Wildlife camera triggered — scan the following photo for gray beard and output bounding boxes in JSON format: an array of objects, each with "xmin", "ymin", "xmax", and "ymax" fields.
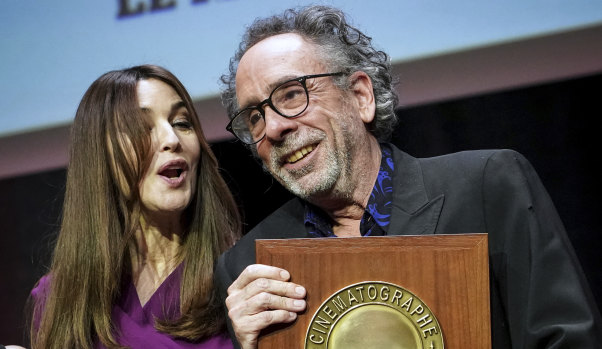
[
  {"xmin": 265, "ymin": 122, "xmax": 356, "ymax": 203},
  {"xmin": 278, "ymin": 145, "xmax": 341, "ymax": 200}
]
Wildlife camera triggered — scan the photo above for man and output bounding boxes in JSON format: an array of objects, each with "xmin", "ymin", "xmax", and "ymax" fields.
[{"xmin": 216, "ymin": 5, "xmax": 601, "ymax": 348}]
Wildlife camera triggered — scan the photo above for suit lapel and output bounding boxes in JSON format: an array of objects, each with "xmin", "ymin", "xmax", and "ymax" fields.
[
  {"xmin": 271, "ymin": 198, "xmax": 313, "ymax": 239},
  {"xmin": 387, "ymin": 146, "xmax": 444, "ymax": 236}
]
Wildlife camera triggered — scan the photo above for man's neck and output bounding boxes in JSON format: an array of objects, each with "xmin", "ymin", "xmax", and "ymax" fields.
[{"xmin": 313, "ymin": 138, "xmax": 382, "ymax": 237}]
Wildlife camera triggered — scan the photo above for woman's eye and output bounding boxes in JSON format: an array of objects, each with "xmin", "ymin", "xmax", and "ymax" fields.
[{"xmin": 172, "ymin": 119, "xmax": 192, "ymax": 129}]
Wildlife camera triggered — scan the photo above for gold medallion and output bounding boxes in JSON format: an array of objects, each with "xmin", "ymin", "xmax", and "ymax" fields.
[{"xmin": 305, "ymin": 281, "xmax": 444, "ymax": 349}]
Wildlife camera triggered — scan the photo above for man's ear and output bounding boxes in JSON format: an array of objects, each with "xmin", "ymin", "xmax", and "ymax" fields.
[{"xmin": 349, "ymin": 71, "xmax": 376, "ymax": 124}]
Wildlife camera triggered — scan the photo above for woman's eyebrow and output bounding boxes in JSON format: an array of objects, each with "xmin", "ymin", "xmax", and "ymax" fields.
[
  {"xmin": 171, "ymin": 100, "xmax": 186, "ymax": 112},
  {"xmin": 169, "ymin": 100, "xmax": 188, "ymax": 118}
]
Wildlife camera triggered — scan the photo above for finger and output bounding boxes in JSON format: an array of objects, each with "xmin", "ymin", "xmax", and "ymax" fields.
[
  {"xmin": 226, "ymin": 279, "xmax": 306, "ymax": 313},
  {"xmin": 233, "ymin": 310, "xmax": 298, "ymax": 348},
  {"xmin": 249, "ymin": 291, "xmax": 306, "ymax": 313},
  {"xmin": 229, "ymin": 292, "xmax": 306, "ymax": 323},
  {"xmin": 228, "ymin": 264, "xmax": 291, "ymax": 293},
  {"xmin": 240, "ymin": 309, "xmax": 298, "ymax": 331},
  {"xmin": 226, "ymin": 277, "xmax": 306, "ymax": 310},
  {"xmin": 245, "ymin": 277, "xmax": 306, "ymax": 300}
]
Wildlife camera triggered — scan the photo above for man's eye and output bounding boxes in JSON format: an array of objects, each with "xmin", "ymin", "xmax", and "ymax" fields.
[
  {"xmin": 274, "ymin": 84, "xmax": 306, "ymax": 108},
  {"xmin": 248, "ymin": 112, "xmax": 262, "ymax": 126},
  {"xmin": 283, "ymin": 88, "xmax": 304, "ymax": 101}
]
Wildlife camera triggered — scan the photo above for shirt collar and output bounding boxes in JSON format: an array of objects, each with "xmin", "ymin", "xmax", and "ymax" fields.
[{"xmin": 304, "ymin": 143, "xmax": 394, "ymax": 237}]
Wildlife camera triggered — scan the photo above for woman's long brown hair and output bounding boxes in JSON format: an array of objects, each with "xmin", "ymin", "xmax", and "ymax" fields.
[{"xmin": 30, "ymin": 65, "xmax": 241, "ymax": 348}]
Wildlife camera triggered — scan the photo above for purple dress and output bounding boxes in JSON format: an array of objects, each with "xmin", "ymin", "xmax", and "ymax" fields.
[{"xmin": 32, "ymin": 264, "xmax": 234, "ymax": 349}]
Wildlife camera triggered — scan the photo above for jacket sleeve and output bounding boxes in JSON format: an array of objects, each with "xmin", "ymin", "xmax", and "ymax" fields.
[
  {"xmin": 214, "ymin": 251, "xmax": 242, "ymax": 349},
  {"xmin": 482, "ymin": 149, "xmax": 602, "ymax": 348}
]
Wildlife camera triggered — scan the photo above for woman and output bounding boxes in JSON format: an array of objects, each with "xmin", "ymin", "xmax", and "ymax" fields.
[{"xmin": 29, "ymin": 65, "xmax": 241, "ymax": 348}]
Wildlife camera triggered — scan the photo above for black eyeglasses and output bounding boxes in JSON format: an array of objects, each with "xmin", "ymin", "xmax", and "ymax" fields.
[{"xmin": 226, "ymin": 72, "xmax": 344, "ymax": 144}]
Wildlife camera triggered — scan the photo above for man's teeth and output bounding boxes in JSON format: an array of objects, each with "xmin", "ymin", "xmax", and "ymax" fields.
[{"xmin": 287, "ymin": 145, "xmax": 314, "ymax": 163}]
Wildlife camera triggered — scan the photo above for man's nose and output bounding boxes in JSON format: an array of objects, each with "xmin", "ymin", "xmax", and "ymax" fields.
[{"xmin": 263, "ymin": 107, "xmax": 298, "ymax": 142}]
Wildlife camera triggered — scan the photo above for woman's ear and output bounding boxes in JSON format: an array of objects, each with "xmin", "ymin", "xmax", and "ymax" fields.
[{"xmin": 349, "ymin": 71, "xmax": 376, "ymax": 124}]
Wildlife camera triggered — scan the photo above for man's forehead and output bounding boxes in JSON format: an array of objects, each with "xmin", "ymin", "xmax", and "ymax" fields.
[
  {"xmin": 235, "ymin": 33, "xmax": 324, "ymax": 103},
  {"xmin": 248, "ymin": 33, "xmax": 307, "ymax": 55},
  {"xmin": 238, "ymin": 33, "xmax": 321, "ymax": 74}
]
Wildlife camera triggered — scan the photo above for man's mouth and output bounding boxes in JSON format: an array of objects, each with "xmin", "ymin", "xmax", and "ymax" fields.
[{"xmin": 286, "ymin": 145, "xmax": 315, "ymax": 164}]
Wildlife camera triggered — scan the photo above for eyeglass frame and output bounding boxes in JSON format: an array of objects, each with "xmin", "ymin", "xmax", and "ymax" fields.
[{"xmin": 226, "ymin": 72, "xmax": 345, "ymax": 145}]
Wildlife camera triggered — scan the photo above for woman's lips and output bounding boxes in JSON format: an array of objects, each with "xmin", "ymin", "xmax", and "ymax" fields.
[
  {"xmin": 160, "ymin": 170, "xmax": 187, "ymax": 186},
  {"xmin": 157, "ymin": 159, "xmax": 188, "ymax": 186}
]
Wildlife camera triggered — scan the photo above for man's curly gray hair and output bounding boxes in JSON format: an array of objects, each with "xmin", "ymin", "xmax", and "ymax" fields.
[{"xmin": 220, "ymin": 5, "xmax": 399, "ymax": 142}]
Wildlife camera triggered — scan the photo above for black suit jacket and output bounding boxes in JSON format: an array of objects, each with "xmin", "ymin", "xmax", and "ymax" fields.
[{"xmin": 216, "ymin": 145, "xmax": 602, "ymax": 348}]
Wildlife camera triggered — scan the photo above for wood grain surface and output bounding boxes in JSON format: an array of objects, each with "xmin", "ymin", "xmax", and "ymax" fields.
[{"xmin": 256, "ymin": 234, "xmax": 491, "ymax": 348}]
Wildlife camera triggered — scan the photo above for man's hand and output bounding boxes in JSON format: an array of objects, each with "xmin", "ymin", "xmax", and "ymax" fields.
[{"xmin": 226, "ymin": 264, "xmax": 307, "ymax": 349}]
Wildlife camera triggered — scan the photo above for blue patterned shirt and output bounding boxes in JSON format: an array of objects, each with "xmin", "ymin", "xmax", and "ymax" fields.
[{"xmin": 304, "ymin": 144, "xmax": 394, "ymax": 237}]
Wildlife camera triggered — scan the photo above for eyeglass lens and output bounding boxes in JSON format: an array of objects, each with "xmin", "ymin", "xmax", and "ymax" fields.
[{"xmin": 233, "ymin": 79, "xmax": 309, "ymax": 144}]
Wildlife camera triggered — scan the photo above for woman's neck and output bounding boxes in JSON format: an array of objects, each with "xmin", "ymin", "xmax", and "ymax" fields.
[{"xmin": 130, "ymin": 214, "xmax": 184, "ymax": 306}]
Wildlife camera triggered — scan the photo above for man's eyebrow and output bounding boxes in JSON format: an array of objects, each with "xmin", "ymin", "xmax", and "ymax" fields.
[
  {"xmin": 238, "ymin": 74, "xmax": 300, "ymax": 110},
  {"xmin": 269, "ymin": 74, "xmax": 299, "ymax": 90}
]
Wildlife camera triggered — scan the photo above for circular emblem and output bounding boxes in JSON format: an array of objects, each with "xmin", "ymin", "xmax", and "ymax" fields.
[{"xmin": 305, "ymin": 281, "xmax": 444, "ymax": 349}]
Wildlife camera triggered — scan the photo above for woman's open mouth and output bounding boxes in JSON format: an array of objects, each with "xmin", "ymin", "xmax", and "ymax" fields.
[{"xmin": 157, "ymin": 160, "xmax": 188, "ymax": 186}]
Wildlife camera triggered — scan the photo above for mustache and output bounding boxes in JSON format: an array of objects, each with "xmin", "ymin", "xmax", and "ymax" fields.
[{"xmin": 269, "ymin": 129, "xmax": 325, "ymax": 164}]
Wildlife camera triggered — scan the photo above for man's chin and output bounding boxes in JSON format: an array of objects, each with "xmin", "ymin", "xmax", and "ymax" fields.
[
  {"xmin": 277, "ymin": 175, "xmax": 333, "ymax": 201},
  {"xmin": 274, "ymin": 174, "xmax": 310, "ymax": 198}
]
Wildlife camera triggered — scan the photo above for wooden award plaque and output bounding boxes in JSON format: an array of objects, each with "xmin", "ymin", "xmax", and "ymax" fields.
[{"xmin": 256, "ymin": 234, "xmax": 491, "ymax": 348}]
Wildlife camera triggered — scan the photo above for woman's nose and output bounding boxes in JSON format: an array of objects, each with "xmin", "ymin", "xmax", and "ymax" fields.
[{"xmin": 156, "ymin": 124, "xmax": 180, "ymax": 152}]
